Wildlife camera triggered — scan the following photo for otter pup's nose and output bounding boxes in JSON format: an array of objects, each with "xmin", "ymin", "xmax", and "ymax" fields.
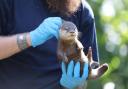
[
  {"xmin": 70, "ymin": 31, "xmax": 74, "ymax": 33},
  {"xmin": 69, "ymin": 28, "xmax": 75, "ymax": 33}
]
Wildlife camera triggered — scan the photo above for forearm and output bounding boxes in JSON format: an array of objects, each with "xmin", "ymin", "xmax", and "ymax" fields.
[{"xmin": 0, "ymin": 33, "xmax": 31, "ymax": 60}]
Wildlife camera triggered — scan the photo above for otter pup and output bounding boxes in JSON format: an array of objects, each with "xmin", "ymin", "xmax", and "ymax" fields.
[{"xmin": 57, "ymin": 20, "xmax": 108, "ymax": 79}]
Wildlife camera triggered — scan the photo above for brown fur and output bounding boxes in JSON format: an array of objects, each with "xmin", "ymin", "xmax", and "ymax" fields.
[{"xmin": 57, "ymin": 21, "xmax": 109, "ymax": 79}]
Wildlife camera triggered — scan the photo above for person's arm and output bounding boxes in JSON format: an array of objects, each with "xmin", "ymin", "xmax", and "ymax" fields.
[
  {"xmin": 80, "ymin": 0, "xmax": 99, "ymax": 62},
  {"xmin": 0, "ymin": 17, "xmax": 62, "ymax": 60},
  {"xmin": 0, "ymin": 0, "xmax": 31, "ymax": 59},
  {"xmin": 0, "ymin": 33, "xmax": 31, "ymax": 60}
]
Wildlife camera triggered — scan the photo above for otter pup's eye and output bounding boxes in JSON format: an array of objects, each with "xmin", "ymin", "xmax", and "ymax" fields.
[{"xmin": 65, "ymin": 27, "xmax": 69, "ymax": 30}]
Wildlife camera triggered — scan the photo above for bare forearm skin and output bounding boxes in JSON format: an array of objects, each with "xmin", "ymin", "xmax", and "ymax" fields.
[{"xmin": 0, "ymin": 33, "xmax": 31, "ymax": 60}]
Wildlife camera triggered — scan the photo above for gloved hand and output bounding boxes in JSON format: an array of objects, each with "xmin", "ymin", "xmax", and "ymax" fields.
[
  {"xmin": 60, "ymin": 60, "xmax": 88, "ymax": 89},
  {"xmin": 30, "ymin": 17, "xmax": 62, "ymax": 47}
]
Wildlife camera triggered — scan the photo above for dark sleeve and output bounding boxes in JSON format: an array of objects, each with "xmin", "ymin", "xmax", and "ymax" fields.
[
  {"xmin": 79, "ymin": 0, "xmax": 99, "ymax": 62},
  {"xmin": 0, "ymin": 15, "xmax": 1, "ymax": 33},
  {"xmin": 0, "ymin": 0, "xmax": 12, "ymax": 35},
  {"xmin": 0, "ymin": 1, "xmax": 3, "ymax": 35}
]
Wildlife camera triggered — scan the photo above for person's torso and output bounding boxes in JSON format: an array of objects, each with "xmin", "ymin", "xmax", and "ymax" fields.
[{"xmin": 0, "ymin": 0, "xmax": 82, "ymax": 89}]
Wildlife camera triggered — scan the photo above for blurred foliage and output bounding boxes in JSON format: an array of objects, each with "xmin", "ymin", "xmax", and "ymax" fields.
[{"xmin": 86, "ymin": 0, "xmax": 128, "ymax": 89}]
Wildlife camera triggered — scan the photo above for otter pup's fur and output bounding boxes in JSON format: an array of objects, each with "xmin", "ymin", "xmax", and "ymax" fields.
[{"xmin": 57, "ymin": 21, "xmax": 108, "ymax": 79}]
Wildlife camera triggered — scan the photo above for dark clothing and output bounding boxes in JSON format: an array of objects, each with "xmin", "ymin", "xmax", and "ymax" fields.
[{"xmin": 0, "ymin": 0, "xmax": 99, "ymax": 89}]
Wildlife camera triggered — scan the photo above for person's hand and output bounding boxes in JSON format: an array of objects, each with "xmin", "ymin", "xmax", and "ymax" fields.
[
  {"xmin": 30, "ymin": 17, "xmax": 62, "ymax": 47},
  {"xmin": 60, "ymin": 60, "xmax": 88, "ymax": 89}
]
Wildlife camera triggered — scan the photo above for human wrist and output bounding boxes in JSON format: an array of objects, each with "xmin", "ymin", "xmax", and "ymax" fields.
[
  {"xmin": 26, "ymin": 33, "xmax": 31, "ymax": 47},
  {"xmin": 16, "ymin": 33, "xmax": 31, "ymax": 50}
]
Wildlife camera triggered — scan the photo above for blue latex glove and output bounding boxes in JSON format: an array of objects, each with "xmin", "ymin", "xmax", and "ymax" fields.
[
  {"xmin": 60, "ymin": 60, "xmax": 88, "ymax": 89},
  {"xmin": 30, "ymin": 17, "xmax": 62, "ymax": 47}
]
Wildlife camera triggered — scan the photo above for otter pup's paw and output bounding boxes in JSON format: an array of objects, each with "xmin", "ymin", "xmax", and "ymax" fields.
[{"xmin": 89, "ymin": 63, "xmax": 109, "ymax": 80}]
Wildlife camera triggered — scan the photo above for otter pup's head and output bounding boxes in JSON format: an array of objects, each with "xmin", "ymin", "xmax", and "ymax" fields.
[{"xmin": 59, "ymin": 21, "xmax": 79, "ymax": 41}]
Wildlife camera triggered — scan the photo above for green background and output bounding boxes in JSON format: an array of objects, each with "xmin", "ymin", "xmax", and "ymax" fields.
[{"xmin": 86, "ymin": 0, "xmax": 128, "ymax": 89}]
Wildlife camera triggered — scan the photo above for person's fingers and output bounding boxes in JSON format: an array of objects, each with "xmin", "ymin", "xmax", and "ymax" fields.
[
  {"xmin": 82, "ymin": 63, "xmax": 89, "ymax": 79},
  {"xmin": 74, "ymin": 62, "xmax": 80, "ymax": 78},
  {"xmin": 67, "ymin": 60, "xmax": 74, "ymax": 77},
  {"xmin": 46, "ymin": 17, "xmax": 62, "ymax": 26},
  {"xmin": 61, "ymin": 62, "xmax": 66, "ymax": 74}
]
